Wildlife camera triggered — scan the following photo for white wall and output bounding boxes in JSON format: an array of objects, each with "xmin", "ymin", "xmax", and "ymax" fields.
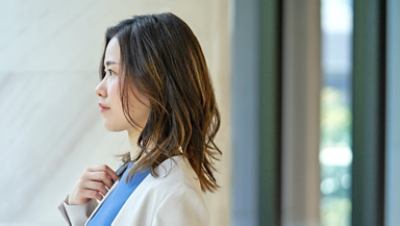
[{"xmin": 0, "ymin": 0, "xmax": 231, "ymax": 225}]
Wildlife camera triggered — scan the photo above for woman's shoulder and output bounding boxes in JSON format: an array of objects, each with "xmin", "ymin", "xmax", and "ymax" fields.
[
  {"xmin": 147, "ymin": 155, "xmax": 202, "ymax": 193},
  {"xmin": 146, "ymin": 155, "xmax": 209, "ymax": 225},
  {"xmin": 124, "ymin": 154, "xmax": 206, "ymax": 208},
  {"xmin": 112, "ymin": 155, "xmax": 209, "ymax": 226}
]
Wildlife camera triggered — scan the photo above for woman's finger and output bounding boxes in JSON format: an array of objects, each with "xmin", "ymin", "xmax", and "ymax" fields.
[
  {"xmin": 87, "ymin": 164, "xmax": 119, "ymax": 181},
  {"xmin": 82, "ymin": 180, "xmax": 108, "ymax": 196},
  {"xmin": 85, "ymin": 171, "xmax": 114, "ymax": 189}
]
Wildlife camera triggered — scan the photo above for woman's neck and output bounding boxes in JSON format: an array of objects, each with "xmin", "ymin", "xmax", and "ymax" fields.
[
  {"xmin": 127, "ymin": 129, "xmax": 144, "ymax": 161},
  {"xmin": 127, "ymin": 128, "xmax": 183, "ymax": 162}
]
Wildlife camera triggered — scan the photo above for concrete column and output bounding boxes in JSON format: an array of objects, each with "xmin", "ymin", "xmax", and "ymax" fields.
[{"xmin": 281, "ymin": 1, "xmax": 321, "ymax": 226}]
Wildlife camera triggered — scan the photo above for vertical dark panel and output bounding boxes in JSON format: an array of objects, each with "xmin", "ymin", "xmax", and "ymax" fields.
[
  {"xmin": 231, "ymin": 0, "xmax": 261, "ymax": 225},
  {"xmin": 232, "ymin": 0, "xmax": 282, "ymax": 225},
  {"xmin": 352, "ymin": 0, "xmax": 386, "ymax": 225},
  {"xmin": 258, "ymin": 0, "xmax": 282, "ymax": 226}
]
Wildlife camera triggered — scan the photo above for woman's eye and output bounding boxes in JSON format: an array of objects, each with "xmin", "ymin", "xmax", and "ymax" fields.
[{"xmin": 104, "ymin": 69, "xmax": 114, "ymax": 76}]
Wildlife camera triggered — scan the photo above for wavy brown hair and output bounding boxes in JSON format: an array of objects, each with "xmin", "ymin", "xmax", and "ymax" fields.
[{"xmin": 98, "ymin": 13, "xmax": 221, "ymax": 192}]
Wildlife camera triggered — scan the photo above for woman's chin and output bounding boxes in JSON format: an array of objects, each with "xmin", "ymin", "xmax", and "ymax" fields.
[{"xmin": 103, "ymin": 122, "xmax": 127, "ymax": 132}]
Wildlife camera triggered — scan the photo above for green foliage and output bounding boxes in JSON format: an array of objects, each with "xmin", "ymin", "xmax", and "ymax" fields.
[{"xmin": 321, "ymin": 87, "xmax": 352, "ymax": 147}]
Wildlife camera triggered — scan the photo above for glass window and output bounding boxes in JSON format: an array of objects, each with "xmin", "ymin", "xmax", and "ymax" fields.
[{"xmin": 320, "ymin": 0, "xmax": 353, "ymax": 225}]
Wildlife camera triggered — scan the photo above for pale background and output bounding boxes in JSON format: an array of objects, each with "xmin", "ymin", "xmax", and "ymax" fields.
[{"xmin": 0, "ymin": 0, "xmax": 231, "ymax": 225}]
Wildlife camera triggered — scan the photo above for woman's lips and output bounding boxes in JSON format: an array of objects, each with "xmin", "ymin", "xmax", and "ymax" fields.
[{"xmin": 98, "ymin": 103, "xmax": 110, "ymax": 112}]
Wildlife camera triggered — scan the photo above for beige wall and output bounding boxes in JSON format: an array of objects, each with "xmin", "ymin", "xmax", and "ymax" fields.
[{"xmin": 0, "ymin": 0, "xmax": 231, "ymax": 225}]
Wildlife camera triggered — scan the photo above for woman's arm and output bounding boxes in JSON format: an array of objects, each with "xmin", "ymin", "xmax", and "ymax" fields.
[
  {"xmin": 58, "ymin": 194, "xmax": 98, "ymax": 226},
  {"xmin": 57, "ymin": 164, "xmax": 118, "ymax": 225}
]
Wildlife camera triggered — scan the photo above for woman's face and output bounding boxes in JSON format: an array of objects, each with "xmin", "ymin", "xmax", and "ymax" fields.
[{"xmin": 95, "ymin": 36, "xmax": 150, "ymax": 133}]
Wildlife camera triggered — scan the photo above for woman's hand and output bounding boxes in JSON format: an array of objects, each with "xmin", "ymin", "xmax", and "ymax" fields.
[{"xmin": 67, "ymin": 164, "xmax": 119, "ymax": 205}]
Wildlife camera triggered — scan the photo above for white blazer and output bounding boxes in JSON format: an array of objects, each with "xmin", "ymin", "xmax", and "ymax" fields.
[{"xmin": 57, "ymin": 155, "xmax": 209, "ymax": 226}]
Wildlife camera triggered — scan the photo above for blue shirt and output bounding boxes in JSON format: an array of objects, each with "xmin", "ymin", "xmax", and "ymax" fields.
[{"xmin": 87, "ymin": 162, "xmax": 150, "ymax": 226}]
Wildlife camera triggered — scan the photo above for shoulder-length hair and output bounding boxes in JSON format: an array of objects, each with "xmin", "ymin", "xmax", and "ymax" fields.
[{"xmin": 99, "ymin": 12, "xmax": 221, "ymax": 192}]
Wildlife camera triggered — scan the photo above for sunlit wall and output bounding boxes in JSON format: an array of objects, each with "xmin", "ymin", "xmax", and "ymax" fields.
[{"xmin": 0, "ymin": 1, "xmax": 231, "ymax": 225}]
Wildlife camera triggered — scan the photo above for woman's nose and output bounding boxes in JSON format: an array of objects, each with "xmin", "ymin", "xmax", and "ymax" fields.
[{"xmin": 95, "ymin": 81, "xmax": 106, "ymax": 97}]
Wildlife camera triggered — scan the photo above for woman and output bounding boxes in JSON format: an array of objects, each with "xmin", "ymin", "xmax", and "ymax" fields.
[{"xmin": 57, "ymin": 12, "xmax": 221, "ymax": 226}]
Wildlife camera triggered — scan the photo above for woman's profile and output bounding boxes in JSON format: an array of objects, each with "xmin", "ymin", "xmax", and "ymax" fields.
[{"xmin": 57, "ymin": 12, "xmax": 221, "ymax": 226}]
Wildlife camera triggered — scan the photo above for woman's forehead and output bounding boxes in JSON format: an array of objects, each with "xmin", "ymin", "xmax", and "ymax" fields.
[{"xmin": 104, "ymin": 37, "xmax": 121, "ymax": 66}]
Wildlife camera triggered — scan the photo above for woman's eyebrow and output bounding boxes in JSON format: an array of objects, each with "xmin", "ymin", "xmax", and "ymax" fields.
[{"xmin": 104, "ymin": 60, "xmax": 118, "ymax": 67}]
